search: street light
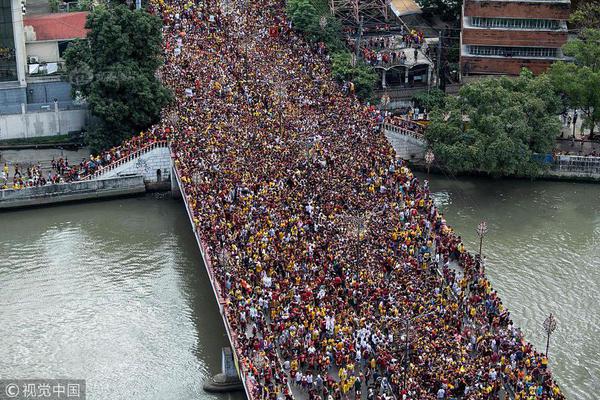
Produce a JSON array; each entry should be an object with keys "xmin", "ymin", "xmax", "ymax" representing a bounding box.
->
[
  {"xmin": 476, "ymin": 220, "xmax": 488, "ymax": 259},
  {"xmin": 274, "ymin": 81, "xmax": 288, "ymax": 136},
  {"xmin": 425, "ymin": 149, "xmax": 435, "ymax": 177},
  {"xmin": 191, "ymin": 171, "xmax": 202, "ymax": 186},
  {"xmin": 401, "ymin": 311, "xmax": 435, "ymax": 392},
  {"xmin": 319, "ymin": 15, "xmax": 328, "ymax": 30},
  {"xmin": 380, "ymin": 93, "xmax": 391, "ymax": 113},
  {"xmin": 543, "ymin": 313, "xmax": 558, "ymax": 357},
  {"xmin": 340, "ymin": 213, "xmax": 371, "ymax": 267}
]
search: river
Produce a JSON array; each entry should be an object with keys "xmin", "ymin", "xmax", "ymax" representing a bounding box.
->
[
  {"xmin": 0, "ymin": 177, "xmax": 598, "ymax": 400},
  {"xmin": 0, "ymin": 195, "xmax": 244, "ymax": 400}
]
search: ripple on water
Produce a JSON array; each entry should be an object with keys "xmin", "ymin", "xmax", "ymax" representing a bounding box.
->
[
  {"xmin": 428, "ymin": 176, "xmax": 600, "ymax": 400},
  {"xmin": 0, "ymin": 198, "xmax": 243, "ymax": 400}
]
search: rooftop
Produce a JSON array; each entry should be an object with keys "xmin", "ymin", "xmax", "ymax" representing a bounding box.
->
[{"xmin": 23, "ymin": 12, "xmax": 89, "ymax": 41}]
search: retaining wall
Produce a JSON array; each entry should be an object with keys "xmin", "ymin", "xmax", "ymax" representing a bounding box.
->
[{"xmin": 0, "ymin": 175, "xmax": 146, "ymax": 209}]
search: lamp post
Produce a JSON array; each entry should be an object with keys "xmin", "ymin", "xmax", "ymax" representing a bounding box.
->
[
  {"xmin": 476, "ymin": 220, "xmax": 488, "ymax": 259},
  {"xmin": 342, "ymin": 213, "xmax": 370, "ymax": 267},
  {"xmin": 425, "ymin": 149, "xmax": 435, "ymax": 178},
  {"xmin": 401, "ymin": 311, "xmax": 434, "ymax": 392},
  {"xmin": 319, "ymin": 15, "xmax": 328, "ymax": 30},
  {"xmin": 191, "ymin": 171, "xmax": 202, "ymax": 186},
  {"xmin": 543, "ymin": 313, "xmax": 558, "ymax": 357},
  {"xmin": 380, "ymin": 93, "xmax": 391, "ymax": 113},
  {"xmin": 274, "ymin": 81, "xmax": 288, "ymax": 136}
]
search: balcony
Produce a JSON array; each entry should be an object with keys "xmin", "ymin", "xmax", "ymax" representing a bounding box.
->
[{"xmin": 26, "ymin": 61, "xmax": 66, "ymax": 77}]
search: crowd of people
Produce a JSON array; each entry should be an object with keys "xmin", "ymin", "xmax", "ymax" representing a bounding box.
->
[
  {"xmin": 1, "ymin": 0, "xmax": 565, "ymax": 397},
  {"xmin": 0, "ymin": 131, "xmax": 168, "ymax": 190},
  {"xmin": 141, "ymin": 0, "xmax": 565, "ymax": 399},
  {"xmin": 353, "ymin": 30, "xmax": 429, "ymax": 67}
]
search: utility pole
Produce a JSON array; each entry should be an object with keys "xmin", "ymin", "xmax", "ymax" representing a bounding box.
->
[
  {"xmin": 436, "ymin": 30, "xmax": 442, "ymax": 91},
  {"xmin": 355, "ymin": 16, "xmax": 364, "ymax": 60}
]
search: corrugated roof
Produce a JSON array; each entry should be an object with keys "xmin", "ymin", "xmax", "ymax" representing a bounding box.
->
[
  {"xmin": 391, "ymin": 0, "xmax": 422, "ymax": 16},
  {"xmin": 24, "ymin": 12, "xmax": 89, "ymax": 41}
]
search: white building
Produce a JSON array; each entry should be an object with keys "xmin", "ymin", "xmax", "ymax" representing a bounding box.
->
[{"xmin": 0, "ymin": 0, "xmax": 89, "ymax": 141}]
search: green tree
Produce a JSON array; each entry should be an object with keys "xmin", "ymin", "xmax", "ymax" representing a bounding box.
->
[
  {"xmin": 412, "ymin": 88, "xmax": 448, "ymax": 112},
  {"xmin": 286, "ymin": 0, "xmax": 376, "ymax": 99},
  {"xmin": 416, "ymin": 0, "xmax": 462, "ymax": 21},
  {"xmin": 286, "ymin": 0, "xmax": 344, "ymax": 50},
  {"xmin": 330, "ymin": 51, "xmax": 377, "ymax": 100},
  {"xmin": 549, "ymin": 29, "xmax": 600, "ymax": 138},
  {"xmin": 64, "ymin": 5, "xmax": 171, "ymax": 151},
  {"xmin": 570, "ymin": 1, "xmax": 600, "ymax": 28},
  {"xmin": 425, "ymin": 73, "xmax": 561, "ymax": 177}
]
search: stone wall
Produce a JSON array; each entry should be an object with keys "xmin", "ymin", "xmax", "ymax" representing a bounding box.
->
[
  {"xmin": 0, "ymin": 108, "xmax": 88, "ymax": 139},
  {"xmin": 462, "ymin": 29, "xmax": 568, "ymax": 48},
  {"xmin": 384, "ymin": 128, "xmax": 427, "ymax": 160},
  {"xmin": 464, "ymin": 1, "xmax": 570, "ymax": 19},
  {"xmin": 0, "ymin": 175, "xmax": 146, "ymax": 209}
]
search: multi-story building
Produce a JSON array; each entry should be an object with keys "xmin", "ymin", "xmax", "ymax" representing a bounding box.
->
[
  {"xmin": 0, "ymin": 0, "xmax": 88, "ymax": 140},
  {"xmin": 460, "ymin": 0, "xmax": 570, "ymax": 77}
]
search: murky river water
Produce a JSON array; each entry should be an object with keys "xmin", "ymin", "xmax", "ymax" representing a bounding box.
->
[
  {"xmin": 0, "ymin": 176, "xmax": 598, "ymax": 399},
  {"xmin": 0, "ymin": 196, "xmax": 244, "ymax": 400}
]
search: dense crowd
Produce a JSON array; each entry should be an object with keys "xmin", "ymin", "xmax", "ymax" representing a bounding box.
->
[{"xmin": 143, "ymin": 0, "xmax": 565, "ymax": 399}]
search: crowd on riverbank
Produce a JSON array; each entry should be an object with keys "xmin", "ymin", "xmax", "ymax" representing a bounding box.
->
[
  {"xmin": 0, "ymin": 132, "xmax": 167, "ymax": 190},
  {"xmin": 147, "ymin": 0, "xmax": 564, "ymax": 399}
]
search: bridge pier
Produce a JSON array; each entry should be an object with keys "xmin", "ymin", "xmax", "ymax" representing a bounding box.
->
[
  {"xmin": 202, "ymin": 348, "xmax": 243, "ymax": 392},
  {"xmin": 170, "ymin": 164, "xmax": 181, "ymax": 198}
]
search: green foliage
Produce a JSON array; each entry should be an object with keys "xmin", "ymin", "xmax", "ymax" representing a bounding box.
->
[
  {"xmin": 425, "ymin": 74, "xmax": 561, "ymax": 177},
  {"xmin": 286, "ymin": 0, "xmax": 344, "ymax": 50},
  {"xmin": 330, "ymin": 52, "xmax": 377, "ymax": 100},
  {"xmin": 416, "ymin": 0, "xmax": 462, "ymax": 21},
  {"xmin": 549, "ymin": 29, "xmax": 600, "ymax": 138},
  {"xmin": 49, "ymin": 0, "xmax": 59, "ymax": 12},
  {"xmin": 412, "ymin": 88, "xmax": 448, "ymax": 111},
  {"xmin": 570, "ymin": 1, "xmax": 600, "ymax": 28},
  {"xmin": 64, "ymin": 5, "xmax": 171, "ymax": 152},
  {"xmin": 286, "ymin": 0, "xmax": 374, "ymax": 98}
]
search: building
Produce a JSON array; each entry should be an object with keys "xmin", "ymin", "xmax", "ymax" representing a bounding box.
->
[
  {"xmin": 461, "ymin": 0, "xmax": 570, "ymax": 76},
  {"xmin": 0, "ymin": 0, "xmax": 88, "ymax": 141}
]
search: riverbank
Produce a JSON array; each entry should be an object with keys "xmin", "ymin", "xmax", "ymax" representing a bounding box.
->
[
  {"xmin": 410, "ymin": 161, "xmax": 600, "ymax": 183},
  {"xmin": 0, "ymin": 175, "xmax": 148, "ymax": 210}
]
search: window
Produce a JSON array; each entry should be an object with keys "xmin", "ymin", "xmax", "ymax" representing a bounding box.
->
[
  {"xmin": 471, "ymin": 17, "xmax": 561, "ymax": 30},
  {"xmin": 0, "ymin": 0, "xmax": 18, "ymax": 82},
  {"xmin": 468, "ymin": 45, "xmax": 559, "ymax": 58}
]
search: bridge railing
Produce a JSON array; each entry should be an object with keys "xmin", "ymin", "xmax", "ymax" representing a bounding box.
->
[
  {"xmin": 171, "ymin": 163, "xmax": 258, "ymax": 400},
  {"xmin": 552, "ymin": 155, "xmax": 600, "ymax": 174},
  {"xmin": 81, "ymin": 141, "xmax": 169, "ymax": 181},
  {"xmin": 382, "ymin": 122, "xmax": 426, "ymax": 142}
]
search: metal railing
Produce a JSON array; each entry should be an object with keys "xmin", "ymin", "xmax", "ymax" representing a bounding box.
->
[
  {"xmin": 552, "ymin": 155, "xmax": 600, "ymax": 174},
  {"xmin": 81, "ymin": 141, "xmax": 169, "ymax": 181},
  {"xmin": 382, "ymin": 122, "xmax": 426, "ymax": 142}
]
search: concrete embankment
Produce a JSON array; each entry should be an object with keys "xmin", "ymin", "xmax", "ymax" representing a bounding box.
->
[
  {"xmin": 0, "ymin": 175, "xmax": 147, "ymax": 210},
  {"xmin": 409, "ymin": 161, "xmax": 600, "ymax": 183}
]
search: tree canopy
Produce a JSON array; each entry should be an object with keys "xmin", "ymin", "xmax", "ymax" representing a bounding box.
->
[
  {"xmin": 425, "ymin": 73, "xmax": 561, "ymax": 177},
  {"xmin": 549, "ymin": 29, "xmax": 600, "ymax": 138},
  {"xmin": 286, "ymin": 0, "xmax": 376, "ymax": 100},
  {"xmin": 412, "ymin": 88, "xmax": 448, "ymax": 112},
  {"xmin": 570, "ymin": 1, "xmax": 600, "ymax": 28},
  {"xmin": 64, "ymin": 5, "xmax": 171, "ymax": 152},
  {"xmin": 415, "ymin": 0, "xmax": 462, "ymax": 21}
]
